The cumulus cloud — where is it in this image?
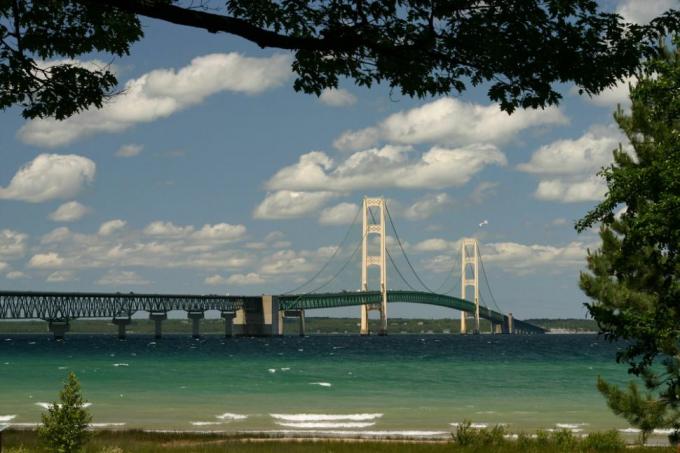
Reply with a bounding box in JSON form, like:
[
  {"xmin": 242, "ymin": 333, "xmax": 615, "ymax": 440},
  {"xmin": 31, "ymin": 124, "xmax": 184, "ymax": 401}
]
[
  {"xmin": 28, "ymin": 252, "xmax": 64, "ymax": 268},
  {"xmin": 259, "ymin": 249, "xmax": 316, "ymax": 275},
  {"xmin": 97, "ymin": 270, "xmax": 150, "ymax": 286},
  {"xmin": 617, "ymin": 0, "xmax": 676, "ymax": 24},
  {"xmin": 47, "ymin": 270, "xmax": 76, "ymax": 282},
  {"xmin": 98, "ymin": 219, "xmax": 127, "ymax": 236},
  {"xmin": 267, "ymin": 145, "xmax": 507, "ymax": 192},
  {"xmin": 20, "ymin": 53, "xmax": 292, "ymax": 147},
  {"xmin": 49, "ymin": 201, "xmax": 89, "ymax": 222},
  {"xmin": 253, "ymin": 190, "xmax": 338, "ymax": 219},
  {"xmin": 480, "ymin": 241, "xmax": 589, "ymax": 275},
  {"xmin": 319, "ymin": 88, "xmax": 357, "ymax": 107},
  {"xmin": 0, "ymin": 229, "xmax": 28, "ymax": 260},
  {"xmin": 333, "ymin": 97, "xmax": 567, "ymax": 151},
  {"xmin": 402, "ymin": 193, "xmax": 453, "ymax": 220},
  {"xmin": 0, "ymin": 154, "xmax": 95, "ymax": 203},
  {"xmin": 192, "ymin": 223, "xmax": 247, "ymax": 242},
  {"xmin": 319, "ymin": 202, "xmax": 359, "ymax": 225},
  {"xmin": 6, "ymin": 271, "xmax": 28, "ymax": 280},
  {"xmin": 574, "ymin": 76, "xmax": 636, "ymax": 108},
  {"xmin": 412, "ymin": 238, "xmax": 461, "ymax": 253},
  {"xmin": 205, "ymin": 274, "xmax": 228, "ymax": 285},
  {"xmin": 470, "ymin": 181, "xmax": 499, "ymax": 204},
  {"xmin": 519, "ymin": 125, "xmax": 625, "ymax": 203},
  {"xmin": 0, "ymin": 262, "xmax": 7, "ymax": 272},
  {"xmin": 143, "ymin": 221, "xmax": 194, "ymax": 238},
  {"xmin": 115, "ymin": 144, "xmax": 143, "ymax": 157},
  {"xmin": 226, "ymin": 272, "xmax": 266, "ymax": 285},
  {"xmin": 41, "ymin": 227, "xmax": 72, "ymax": 244}
]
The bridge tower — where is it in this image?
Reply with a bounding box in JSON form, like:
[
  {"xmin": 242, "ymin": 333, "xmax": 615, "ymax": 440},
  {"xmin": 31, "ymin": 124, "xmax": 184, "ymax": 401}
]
[
  {"xmin": 360, "ymin": 197, "xmax": 388, "ymax": 335},
  {"xmin": 460, "ymin": 238, "xmax": 480, "ymax": 334}
]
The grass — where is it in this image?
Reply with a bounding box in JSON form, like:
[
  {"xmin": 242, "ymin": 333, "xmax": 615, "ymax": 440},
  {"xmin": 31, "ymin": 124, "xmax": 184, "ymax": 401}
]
[{"xmin": 2, "ymin": 428, "xmax": 675, "ymax": 453}]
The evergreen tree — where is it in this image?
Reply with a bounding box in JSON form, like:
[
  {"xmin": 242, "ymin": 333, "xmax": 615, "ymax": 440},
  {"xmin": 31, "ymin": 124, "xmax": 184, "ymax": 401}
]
[
  {"xmin": 38, "ymin": 372, "xmax": 92, "ymax": 453},
  {"xmin": 577, "ymin": 36, "xmax": 680, "ymax": 443}
]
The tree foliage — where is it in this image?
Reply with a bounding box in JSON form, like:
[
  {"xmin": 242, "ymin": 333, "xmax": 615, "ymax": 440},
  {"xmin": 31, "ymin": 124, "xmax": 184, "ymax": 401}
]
[
  {"xmin": 577, "ymin": 37, "xmax": 680, "ymax": 442},
  {"xmin": 1, "ymin": 0, "xmax": 680, "ymax": 120},
  {"xmin": 38, "ymin": 372, "xmax": 92, "ymax": 453}
]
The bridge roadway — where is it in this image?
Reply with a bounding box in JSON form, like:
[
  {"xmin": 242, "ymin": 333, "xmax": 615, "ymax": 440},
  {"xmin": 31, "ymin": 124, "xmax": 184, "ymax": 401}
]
[{"xmin": 0, "ymin": 290, "xmax": 545, "ymax": 335}]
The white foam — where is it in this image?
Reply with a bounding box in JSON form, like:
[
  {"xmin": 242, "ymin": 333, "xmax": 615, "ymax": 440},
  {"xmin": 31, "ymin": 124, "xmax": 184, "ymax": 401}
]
[
  {"xmin": 450, "ymin": 422, "xmax": 489, "ymax": 429},
  {"xmin": 191, "ymin": 421, "xmax": 225, "ymax": 426},
  {"xmin": 36, "ymin": 402, "xmax": 92, "ymax": 409},
  {"xmin": 653, "ymin": 428, "xmax": 675, "ymax": 435},
  {"xmin": 276, "ymin": 422, "xmax": 376, "ymax": 429},
  {"xmin": 254, "ymin": 430, "xmax": 448, "ymax": 438},
  {"xmin": 11, "ymin": 423, "xmax": 40, "ymax": 428},
  {"xmin": 555, "ymin": 423, "xmax": 588, "ymax": 429},
  {"xmin": 215, "ymin": 413, "xmax": 248, "ymax": 421},
  {"xmin": 618, "ymin": 428, "xmax": 641, "ymax": 433},
  {"xmin": 113, "ymin": 363, "xmax": 129, "ymax": 367},
  {"xmin": 268, "ymin": 369, "xmax": 277, "ymax": 373},
  {"xmin": 309, "ymin": 382, "xmax": 332, "ymax": 387},
  {"xmin": 0, "ymin": 415, "xmax": 16, "ymax": 422},
  {"xmin": 280, "ymin": 367, "xmax": 291, "ymax": 371},
  {"xmin": 271, "ymin": 413, "xmax": 383, "ymax": 422},
  {"xmin": 89, "ymin": 423, "xmax": 126, "ymax": 428}
]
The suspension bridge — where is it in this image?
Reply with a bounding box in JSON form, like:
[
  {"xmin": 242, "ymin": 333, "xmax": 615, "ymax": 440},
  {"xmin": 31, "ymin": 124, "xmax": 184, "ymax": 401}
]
[{"xmin": 0, "ymin": 197, "xmax": 545, "ymax": 338}]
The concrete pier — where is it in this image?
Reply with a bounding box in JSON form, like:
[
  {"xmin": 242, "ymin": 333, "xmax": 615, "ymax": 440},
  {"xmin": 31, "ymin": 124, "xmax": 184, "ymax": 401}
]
[
  {"xmin": 112, "ymin": 317, "xmax": 132, "ymax": 340},
  {"xmin": 221, "ymin": 311, "xmax": 235, "ymax": 337},
  {"xmin": 149, "ymin": 311, "xmax": 167, "ymax": 339},
  {"xmin": 504, "ymin": 313, "xmax": 514, "ymax": 334},
  {"xmin": 187, "ymin": 311, "xmax": 204, "ymax": 338},
  {"xmin": 48, "ymin": 319, "xmax": 69, "ymax": 340},
  {"xmin": 232, "ymin": 296, "xmax": 280, "ymax": 336},
  {"xmin": 284, "ymin": 309, "xmax": 306, "ymax": 336}
]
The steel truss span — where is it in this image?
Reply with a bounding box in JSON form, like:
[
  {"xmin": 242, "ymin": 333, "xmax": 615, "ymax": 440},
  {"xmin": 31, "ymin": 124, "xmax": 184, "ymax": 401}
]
[
  {"xmin": 0, "ymin": 290, "xmax": 250, "ymax": 320},
  {"xmin": 0, "ymin": 290, "xmax": 545, "ymax": 334}
]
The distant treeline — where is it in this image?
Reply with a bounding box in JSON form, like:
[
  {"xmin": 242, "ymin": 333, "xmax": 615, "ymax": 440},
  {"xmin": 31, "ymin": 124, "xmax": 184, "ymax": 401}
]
[{"xmin": 0, "ymin": 317, "xmax": 597, "ymax": 334}]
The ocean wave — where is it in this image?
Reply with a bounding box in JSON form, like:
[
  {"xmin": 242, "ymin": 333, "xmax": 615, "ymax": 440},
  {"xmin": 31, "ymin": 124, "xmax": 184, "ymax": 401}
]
[
  {"xmin": 113, "ymin": 363, "xmax": 129, "ymax": 367},
  {"xmin": 555, "ymin": 423, "xmax": 588, "ymax": 429},
  {"xmin": 309, "ymin": 382, "xmax": 332, "ymax": 387},
  {"xmin": 653, "ymin": 428, "xmax": 675, "ymax": 435},
  {"xmin": 89, "ymin": 423, "xmax": 126, "ymax": 428},
  {"xmin": 271, "ymin": 413, "xmax": 383, "ymax": 422},
  {"xmin": 275, "ymin": 422, "xmax": 376, "ymax": 429},
  {"xmin": 215, "ymin": 413, "xmax": 248, "ymax": 421},
  {"xmin": 450, "ymin": 422, "xmax": 492, "ymax": 429},
  {"xmin": 0, "ymin": 415, "xmax": 16, "ymax": 422},
  {"xmin": 191, "ymin": 421, "xmax": 225, "ymax": 426},
  {"xmin": 618, "ymin": 428, "xmax": 641, "ymax": 433},
  {"xmin": 36, "ymin": 402, "xmax": 92, "ymax": 409},
  {"xmin": 255, "ymin": 430, "xmax": 448, "ymax": 438}
]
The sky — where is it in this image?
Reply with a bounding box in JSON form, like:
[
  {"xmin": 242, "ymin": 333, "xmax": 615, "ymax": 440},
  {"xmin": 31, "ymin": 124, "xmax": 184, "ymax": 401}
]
[{"xmin": 0, "ymin": 0, "xmax": 675, "ymax": 320}]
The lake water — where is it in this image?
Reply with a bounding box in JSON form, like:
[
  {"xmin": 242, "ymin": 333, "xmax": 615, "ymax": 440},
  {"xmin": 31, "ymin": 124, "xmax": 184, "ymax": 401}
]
[{"xmin": 0, "ymin": 334, "xmax": 645, "ymax": 438}]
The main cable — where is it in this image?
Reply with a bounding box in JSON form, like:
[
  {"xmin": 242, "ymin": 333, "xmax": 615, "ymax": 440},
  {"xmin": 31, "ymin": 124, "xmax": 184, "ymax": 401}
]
[
  {"xmin": 283, "ymin": 204, "xmax": 361, "ymax": 295},
  {"xmin": 478, "ymin": 247, "xmax": 503, "ymax": 314}
]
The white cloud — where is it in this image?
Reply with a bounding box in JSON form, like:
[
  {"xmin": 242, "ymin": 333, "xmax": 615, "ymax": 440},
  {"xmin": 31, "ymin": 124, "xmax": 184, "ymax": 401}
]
[
  {"xmin": 28, "ymin": 252, "xmax": 64, "ymax": 268},
  {"xmin": 319, "ymin": 88, "xmax": 357, "ymax": 107},
  {"xmin": 574, "ymin": 76, "xmax": 636, "ymax": 108},
  {"xmin": 20, "ymin": 53, "xmax": 292, "ymax": 147},
  {"xmin": 226, "ymin": 272, "xmax": 266, "ymax": 285},
  {"xmin": 519, "ymin": 125, "xmax": 625, "ymax": 203},
  {"xmin": 6, "ymin": 271, "xmax": 28, "ymax": 280},
  {"xmin": 481, "ymin": 241, "xmax": 589, "ymax": 275},
  {"xmin": 267, "ymin": 144, "xmax": 506, "ymax": 193},
  {"xmin": 0, "ymin": 229, "xmax": 28, "ymax": 259},
  {"xmin": 192, "ymin": 223, "xmax": 247, "ymax": 242},
  {"xmin": 49, "ymin": 201, "xmax": 89, "ymax": 222},
  {"xmin": 402, "ymin": 193, "xmax": 453, "ymax": 220},
  {"xmin": 0, "ymin": 154, "xmax": 95, "ymax": 203},
  {"xmin": 319, "ymin": 202, "xmax": 359, "ymax": 225},
  {"xmin": 96, "ymin": 270, "xmax": 150, "ymax": 286},
  {"xmin": 205, "ymin": 274, "xmax": 228, "ymax": 285},
  {"xmin": 253, "ymin": 190, "xmax": 338, "ymax": 219},
  {"xmin": 143, "ymin": 221, "xmax": 194, "ymax": 238},
  {"xmin": 333, "ymin": 97, "xmax": 567, "ymax": 151},
  {"xmin": 617, "ymin": 0, "xmax": 676, "ymax": 24},
  {"xmin": 412, "ymin": 238, "xmax": 461, "ymax": 253},
  {"xmin": 0, "ymin": 262, "xmax": 7, "ymax": 272},
  {"xmin": 47, "ymin": 270, "xmax": 76, "ymax": 282},
  {"xmin": 98, "ymin": 219, "xmax": 127, "ymax": 236},
  {"xmin": 41, "ymin": 227, "xmax": 72, "ymax": 244},
  {"xmin": 115, "ymin": 144, "xmax": 143, "ymax": 157},
  {"xmin": 470, "ymin": 181, "xmax": 499, "ymax": 204},
  {"xmin": 535, "ymin": 176, "xmax": 607, "ymax": 203},
  {"xmin": 259, "ymin": 249, "xmax": 315, "ymax": 275}
]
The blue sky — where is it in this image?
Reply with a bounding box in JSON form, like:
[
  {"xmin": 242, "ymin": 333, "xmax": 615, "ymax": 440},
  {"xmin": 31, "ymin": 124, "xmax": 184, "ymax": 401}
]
[{"xmin": 0, "ymin": 1, "xmax": 673, "ymax": 319}]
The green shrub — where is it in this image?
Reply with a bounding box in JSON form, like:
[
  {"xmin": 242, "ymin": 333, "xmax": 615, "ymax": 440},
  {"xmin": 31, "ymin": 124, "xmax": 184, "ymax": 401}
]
[
  {"xmin": 453, "ymin": 420, "xmax": 476, "ymax": 446},
  {"xmin": 581, "ymin": 430, "xmax": 625, "ymax": 452},
  {"xmin": 38, "ymin": 372, "xmax": 92, "ymax": 453}
]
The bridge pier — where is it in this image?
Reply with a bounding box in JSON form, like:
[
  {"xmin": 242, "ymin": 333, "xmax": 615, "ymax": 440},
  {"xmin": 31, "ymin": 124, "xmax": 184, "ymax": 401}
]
[
  {"xmin": 187, "ymin": 311, "xmax": 204, "ymax": 338},
  {"xmin": 460, "ymin": 312, "xmax": 467, "ymax": 334},
  {"xmin": 232, "ymin": 296, "xmax": 280, "ymax": 336},
  {"xmin": 221, "ymin": 311, "xmax": 235, "ymax": 337},
  {"xmin": 48, "ymin": 319, "xmax": 69, "ymax": 340},
  {"xmin": 149, "ymin": 312, "xmax": 167, "ymax": 339},
  {"xmin": 284, "ymin": 310, "xmax": 306, "ymax": 336},
  {"xmin": 505, "ymin": 313, "xmax": 514, "ymax": 334},
  {"xmin": 112, "ymin": 317, "xmax": 132, "ymax": 340}
]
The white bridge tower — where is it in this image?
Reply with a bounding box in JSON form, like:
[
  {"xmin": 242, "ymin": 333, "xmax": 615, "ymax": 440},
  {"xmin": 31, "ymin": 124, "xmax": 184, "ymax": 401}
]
[
  {"xmin": 360, "ymin": 197, "xmax": 388, "ymax": 335},
  {"xmin": 460, "ymin": 238, "xmax": 480, "ymax": 334}
]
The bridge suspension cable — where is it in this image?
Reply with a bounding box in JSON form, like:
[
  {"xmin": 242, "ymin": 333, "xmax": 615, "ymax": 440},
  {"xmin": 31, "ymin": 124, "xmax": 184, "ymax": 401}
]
[
  {"xmin": 477, "ymin": 247, "xmax": 503, "ymax": 314},
  {"xmin": 283, "ymin": 205, "xmax": 362, "ymax": 295},
  {"xmin": 384, "ymin": 205, "xmax": 435, "ymax": 293}
]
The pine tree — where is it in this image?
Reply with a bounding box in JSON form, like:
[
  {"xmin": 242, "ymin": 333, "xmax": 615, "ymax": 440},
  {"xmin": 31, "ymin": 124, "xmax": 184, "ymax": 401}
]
[
  {"xmin": 38, "ymin": 372, "xmax": 92, "ymax": 453},
  {"xmin": 577, "ymin": 36, "xmax": 680, "ymax": 443}
]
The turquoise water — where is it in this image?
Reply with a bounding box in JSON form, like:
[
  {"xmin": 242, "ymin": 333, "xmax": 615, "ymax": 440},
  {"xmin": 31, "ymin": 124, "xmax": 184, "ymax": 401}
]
[{"xmin": 0, "ymin": 334, "xmax": 637, "ymax": 436}]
